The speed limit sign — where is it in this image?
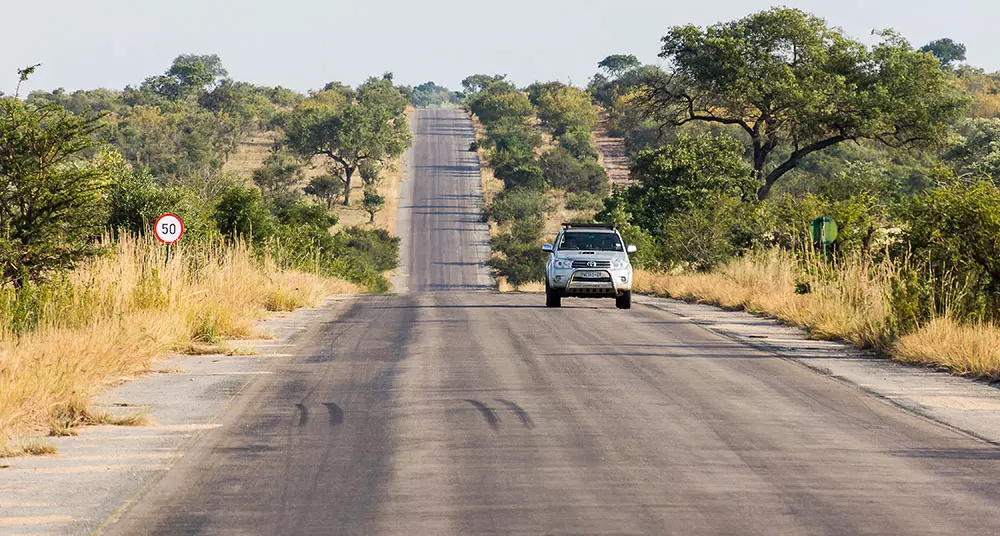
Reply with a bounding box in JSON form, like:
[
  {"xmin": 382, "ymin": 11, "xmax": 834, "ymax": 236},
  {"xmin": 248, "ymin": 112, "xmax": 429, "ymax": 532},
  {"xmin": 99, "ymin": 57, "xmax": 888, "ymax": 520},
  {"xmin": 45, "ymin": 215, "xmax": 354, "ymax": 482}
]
[{"xmin": 154, "ymin": 214, "xmax": 184, "ymax": 244}]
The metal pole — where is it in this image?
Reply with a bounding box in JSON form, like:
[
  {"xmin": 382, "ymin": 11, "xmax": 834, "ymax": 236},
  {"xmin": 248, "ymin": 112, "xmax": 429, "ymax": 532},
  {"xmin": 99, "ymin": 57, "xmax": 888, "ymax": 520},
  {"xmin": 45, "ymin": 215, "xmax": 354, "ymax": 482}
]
[{"xmin": 821, "ymin": 220, "xmax": 827, "ymax": 264}]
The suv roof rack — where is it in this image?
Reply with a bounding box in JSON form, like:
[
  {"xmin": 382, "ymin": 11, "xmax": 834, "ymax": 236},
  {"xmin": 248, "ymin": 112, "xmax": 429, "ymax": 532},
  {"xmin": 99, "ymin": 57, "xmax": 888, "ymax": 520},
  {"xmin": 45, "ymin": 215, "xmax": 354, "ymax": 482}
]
[{"xmin": 561, "ymin": 222, "xmax": 618, "ymax": 230}]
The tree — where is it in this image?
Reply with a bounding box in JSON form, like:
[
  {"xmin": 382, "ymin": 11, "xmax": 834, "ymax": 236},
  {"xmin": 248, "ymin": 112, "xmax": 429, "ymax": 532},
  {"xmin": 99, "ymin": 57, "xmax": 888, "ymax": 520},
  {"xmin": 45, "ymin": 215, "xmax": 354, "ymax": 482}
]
[
  {"xmin": 284, "ymin": 76, "xmax": 410, "ymax": 205},
  {"xmin": 411, "ymin": 81, "xmax": 460, "ymax": 107},
  {"xmin": 540, "ymin": 148, "xmax": 609, "ymax": 195},
  {"xmin": 305, "ymin": 174, "xmax": 342, "ymax": 209},
  {"xmin": 361, "ymin": 186, "xmax": 385, "ymax": 223},
  {"xmin": 253, "ymin": 149, "xmax": 304, "ymax": 196},
  {"xmin": 943, "ymin": 118, "xmax": 1000, "ymax": 184},
  {"xmin": 0, "ymin": 99, "xmax": 108, "ymax": 288},
  {"xmin": 213, "ymin": 185, "xmax": 274, "ymax": 243},
  {"xmin": 461, "ymin": 74, "xmax": 510, "ymax": 94},
  {"xmin": 535, "ymin": 85, "xmax": 599, "ymax": 136},
  {"xmin": 643, "ymin": 8, "xmax": 968, "ymax": 199},
  {"xmin": 598, "ymin": 54, "xmax": 640, "ymax": 77},
  {"xmin": 467, "ymin": 89, "xmax": 533, "ymax": 125},
  {"xmin": 609, "ymin": 134, "xmax": 757, "ymax": 231},
  {"xmin": 921, "ymin": 38, "xmax": 967, "ymax": 67},
  {"xmin": 358, "ymin": 159, "xmax": 383, "ymax": 187},
  {"xmin": 141, "ymin": 54, "xmax": 228, "ymax": 101}
]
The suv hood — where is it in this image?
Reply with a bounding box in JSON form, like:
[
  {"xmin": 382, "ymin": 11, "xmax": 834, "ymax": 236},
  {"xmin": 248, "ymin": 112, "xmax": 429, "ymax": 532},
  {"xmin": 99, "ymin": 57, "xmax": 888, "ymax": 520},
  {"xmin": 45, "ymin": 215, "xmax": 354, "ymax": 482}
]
[{"xmin": 554, "ymin": 251, "xmax": 627, "ymax": 261}]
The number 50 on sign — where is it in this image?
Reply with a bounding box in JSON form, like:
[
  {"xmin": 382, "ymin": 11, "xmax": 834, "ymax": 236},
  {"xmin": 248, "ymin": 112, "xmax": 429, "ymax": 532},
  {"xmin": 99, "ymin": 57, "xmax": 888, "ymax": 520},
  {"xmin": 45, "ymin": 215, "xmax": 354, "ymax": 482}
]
[{"xmin": 154, "ymin": 214, "xmax": 184, "ymax": 244}]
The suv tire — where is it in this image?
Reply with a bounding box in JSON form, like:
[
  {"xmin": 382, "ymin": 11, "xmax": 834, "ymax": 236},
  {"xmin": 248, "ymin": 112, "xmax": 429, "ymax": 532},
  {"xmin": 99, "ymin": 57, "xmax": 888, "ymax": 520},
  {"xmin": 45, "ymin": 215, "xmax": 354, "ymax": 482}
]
[
  {"xmin": 546, "ymin": 284, "xmax": 561, "ymax": 308},
  {"xmin": 616, "ymin": 290, "xmax": 631, "ymax": 310}
]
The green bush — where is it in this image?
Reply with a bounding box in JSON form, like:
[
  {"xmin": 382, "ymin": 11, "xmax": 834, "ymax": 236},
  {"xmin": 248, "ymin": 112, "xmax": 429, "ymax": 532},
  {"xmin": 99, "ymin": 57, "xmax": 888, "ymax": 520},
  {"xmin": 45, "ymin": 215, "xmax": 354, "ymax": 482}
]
[
  {"xmin": 540, "ymin": 148, "xmax": 609, "ymax": 195},
  {"xmin": 488, "ymin": 188, "xmax": 549, "ymax": 224},
  {"xmin": 535, "ymin": 86, "xmax": 599, "ymax": 136},
  {"xmin": 565, "ymin": 192, "xmax": 604, "ymax": 212},
  {"xmin": 273, "ymin": 198, "xmax": 338, "ymax": 229},
  {"xmin": 333, "ymin": 227, "xmax": 400, "ymax": 273},
  {"xmin": 501, "ymin": 165, "xmax": 546, "ymax": 191},
  {"xmin": 213, "ymin": 185, "xmax": 276, "ymax": 243},
  {"xmin": 488, "ymin": 215, "xmax": 547, "ymax": 287},
  {"xmin": 662, "ymin": 196, "xmax": 745, "ymax": 271},
  {"xmin": 558, "ymin": 129, "xmax": 599, "ymax": 160},
  {"xmin": 899, "ymin": 180, "xmax": 1000, "ymax": 321},
  {"xmin": 467, "ymin": 90, "xmax": 533, "ymax": 125}
]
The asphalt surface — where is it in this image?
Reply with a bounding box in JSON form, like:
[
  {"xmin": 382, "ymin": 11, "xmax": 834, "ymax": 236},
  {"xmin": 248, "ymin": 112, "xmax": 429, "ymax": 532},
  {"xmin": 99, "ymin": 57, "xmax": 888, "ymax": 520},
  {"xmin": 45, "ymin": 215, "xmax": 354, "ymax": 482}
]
[{"xmin": 105, "ymin": 108, "xmax": 1000, "ymax": 535}]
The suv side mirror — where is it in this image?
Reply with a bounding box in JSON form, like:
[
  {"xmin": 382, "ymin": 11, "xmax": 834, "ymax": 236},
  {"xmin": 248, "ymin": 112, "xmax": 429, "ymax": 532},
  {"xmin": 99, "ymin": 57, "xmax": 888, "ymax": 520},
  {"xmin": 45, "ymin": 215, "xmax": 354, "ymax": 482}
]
[
  {"xmin": 626, "ymin": 244, "xmax": 637, "ymax": 254},
  {"xmin": 542, "ymin": 243, "xmax": 554, "ymax": 253}
]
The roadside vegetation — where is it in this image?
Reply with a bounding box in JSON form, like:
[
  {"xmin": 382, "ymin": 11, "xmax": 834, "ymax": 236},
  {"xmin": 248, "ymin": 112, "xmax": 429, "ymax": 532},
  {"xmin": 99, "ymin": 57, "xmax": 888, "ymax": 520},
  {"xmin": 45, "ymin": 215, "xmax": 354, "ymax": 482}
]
[
  {"xmin": 0, "ymin": 57, "xmax": 411, "ymax": 455},
  {"xmin": 466, "ymin": 7, "xmax": 1000, "ymax": 379},
  {"xmin": 463, "ymin": 75, "xmax": 608, "ymax": 289},
  {"xmin": 588, "ymin": 8, "xmax": 1000, "ymax": 379}
]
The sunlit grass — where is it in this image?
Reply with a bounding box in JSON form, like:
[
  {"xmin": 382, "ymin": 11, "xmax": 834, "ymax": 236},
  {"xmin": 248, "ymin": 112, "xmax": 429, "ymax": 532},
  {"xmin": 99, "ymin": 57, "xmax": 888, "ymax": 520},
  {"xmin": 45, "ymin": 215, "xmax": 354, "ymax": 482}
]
[
  {"xmin": 0, "ymin": 235, "xmax": 359, "ymax": 455},
  {"xmin": 634, "ymin": 249, "xmax": 1000, "ymax": 378}
]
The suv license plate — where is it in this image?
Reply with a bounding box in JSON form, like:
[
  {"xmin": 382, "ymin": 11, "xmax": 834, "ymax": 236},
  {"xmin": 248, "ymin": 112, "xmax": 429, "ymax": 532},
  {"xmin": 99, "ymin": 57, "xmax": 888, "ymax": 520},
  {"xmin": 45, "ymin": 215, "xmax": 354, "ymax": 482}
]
[{"xmin": 577, "ymin": 271, "xmax": 605, "ymax": 279}]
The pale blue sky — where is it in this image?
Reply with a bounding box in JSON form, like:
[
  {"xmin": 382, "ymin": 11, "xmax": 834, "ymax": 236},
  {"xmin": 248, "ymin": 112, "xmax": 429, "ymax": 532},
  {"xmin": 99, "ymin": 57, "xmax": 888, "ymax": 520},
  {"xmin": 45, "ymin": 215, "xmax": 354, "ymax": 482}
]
[{"xmin": 6, "ymin": 0, "xmax": 999, "ymax": 94}]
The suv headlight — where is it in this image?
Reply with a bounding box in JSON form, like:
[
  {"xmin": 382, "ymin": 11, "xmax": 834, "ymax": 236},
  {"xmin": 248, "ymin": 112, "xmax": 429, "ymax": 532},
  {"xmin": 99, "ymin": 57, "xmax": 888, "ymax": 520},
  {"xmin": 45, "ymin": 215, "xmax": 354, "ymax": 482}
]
[
  {"xmin": 554, "ymin": 259, "xmax": 571, "ymax": 269},
  {"xmin": 612, "ymin": 258, "xmax": 629, "ymax": 269}
]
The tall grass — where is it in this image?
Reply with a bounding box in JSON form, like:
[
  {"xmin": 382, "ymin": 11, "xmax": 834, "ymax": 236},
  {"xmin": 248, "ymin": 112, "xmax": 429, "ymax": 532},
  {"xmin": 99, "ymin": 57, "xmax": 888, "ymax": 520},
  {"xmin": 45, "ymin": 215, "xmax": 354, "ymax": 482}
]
[
  {"xmin": 0, "ymin": 235, "xmax": 358, "ymax": 454},
  {"xmin": 634, "ymin": 249, "xmax": 1000, "ymax": 378}
]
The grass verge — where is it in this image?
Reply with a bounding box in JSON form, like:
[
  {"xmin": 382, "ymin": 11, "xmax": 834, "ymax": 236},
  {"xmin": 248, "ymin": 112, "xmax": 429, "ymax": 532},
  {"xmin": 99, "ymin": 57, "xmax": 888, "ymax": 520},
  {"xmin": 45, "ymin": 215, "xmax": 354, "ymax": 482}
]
[
  {"xmin": 0, "ymin": 235, "xmax": 358, "ymax": 456},
  {"xmin": 634, "ymin": 249, "xmax": 1000, "ymax": 379}
]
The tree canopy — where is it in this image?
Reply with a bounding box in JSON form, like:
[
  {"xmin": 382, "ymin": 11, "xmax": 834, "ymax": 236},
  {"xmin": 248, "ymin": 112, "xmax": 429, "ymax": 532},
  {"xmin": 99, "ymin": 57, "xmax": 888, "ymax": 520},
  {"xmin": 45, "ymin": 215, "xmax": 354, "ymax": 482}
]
[
  {"xmin": 921, "ymin": 38, "xmax": 967, "ymax": 67},
  {"xmin": 0, "ymin": 99, "xmax": 108, "ymax": 287},
  {"xmin": 598, "ymin": 54, "xmax": 641, "ymax": 77},
  {"xmin": 141, "ymin": 54, "xmax": 228, "ymax": 101},
  {"xmin": 283, "ymin": 75, "xmax": 410, "ymax": 205},
  {"xmin": 642, "ymin": 7, "xmax": 968, "ymax": 199}
]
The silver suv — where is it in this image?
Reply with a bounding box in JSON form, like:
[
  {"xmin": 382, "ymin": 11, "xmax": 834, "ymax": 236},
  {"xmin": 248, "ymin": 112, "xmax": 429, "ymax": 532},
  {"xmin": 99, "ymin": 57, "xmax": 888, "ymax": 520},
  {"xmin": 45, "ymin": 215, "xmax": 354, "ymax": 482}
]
[{"xmin": 542, "ymin": 223, "xmax": 635, "ymax": 309}]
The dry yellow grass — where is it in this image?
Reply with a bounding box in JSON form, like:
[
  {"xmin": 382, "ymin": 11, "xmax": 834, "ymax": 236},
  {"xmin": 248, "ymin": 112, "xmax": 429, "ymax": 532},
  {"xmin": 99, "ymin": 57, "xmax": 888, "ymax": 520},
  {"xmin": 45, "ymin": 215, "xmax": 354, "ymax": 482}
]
[
  {"xmin": 895, "ymin": 318, "xmax": 1000, "ymax": 380},
  {"xmin": 222, "ymin": 132, "xmax": 281, "ymax": 179},
  {"xmin": 634, "ymin": 250, "xmax": 893, "ymax": 347},
  {"xmin": 634, "ymin": 249, "xmax": 1000, "ymax": 379},
  {"xmin": 497, "ymin": 279, "xmax": 545, "ymax": 293},
  {"xmin": 0, "ymin": 236, "xmax": 358, "ymax": 456}
]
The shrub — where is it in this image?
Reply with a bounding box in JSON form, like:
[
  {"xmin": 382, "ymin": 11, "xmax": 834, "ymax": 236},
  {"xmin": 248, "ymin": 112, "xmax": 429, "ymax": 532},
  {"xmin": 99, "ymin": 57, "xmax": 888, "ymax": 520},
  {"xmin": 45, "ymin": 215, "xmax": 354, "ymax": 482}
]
[
  {"xmin": 899, "ymin": 180, "xmax": 1000, "ymax": 321},
  {"xmin": 565, "ymin": 192, "xmax": 604, "ymax": 212},
  {"xmin": 488, "ymin": 215, "xmax": 548, "ymax": 288},
  {"xmin": 213, "ymin": 185, "xmax": 276, "ymax": 243},
  {"xmin": 535, "ymin": 86, "xmax": 599, "ymax": 136},
  {"xmin": 540, "ymin": 148, "xmax": 610, "ymax": 195},
  {"xmin": 488, "ymin": 188, "xmax": 549, "ymax": 224},
  {"xmin": 362, "ymin": 187, "xmax": 386, "ymax": 223},
  {"xmin": 272, "ymin": 198, "xmax": 338, "ymax": 229},
  {"xmin": 662, "ymin": 196, "xmax": 745, "ymax": 271},
  {"xmin": 558, "ymin": 129, "xmax": 599, "ymax": 159},
  {"xmin": 502, "ymin": 165, "xmax": 546, "ymax": 191},
  {"xmin": 333, "ymin": 227, "xmax": 400, "ymax": 273},
  {"xmin": 467, "ymin": 90, "xmax": 533, "ymax": 125}
]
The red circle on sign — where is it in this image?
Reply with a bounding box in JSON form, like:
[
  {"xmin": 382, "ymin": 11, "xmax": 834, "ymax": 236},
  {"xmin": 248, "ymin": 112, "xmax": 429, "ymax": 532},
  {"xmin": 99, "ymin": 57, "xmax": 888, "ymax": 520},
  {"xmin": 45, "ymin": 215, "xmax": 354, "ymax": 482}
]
[{"xmin": 154, "ymin": 214, "xmax": 185, "ymax": 244}]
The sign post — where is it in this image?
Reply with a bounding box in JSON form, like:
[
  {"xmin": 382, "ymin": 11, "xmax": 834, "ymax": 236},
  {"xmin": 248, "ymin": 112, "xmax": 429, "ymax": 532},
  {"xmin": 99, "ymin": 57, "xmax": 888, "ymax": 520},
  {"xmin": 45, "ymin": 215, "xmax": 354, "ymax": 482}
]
[
  {"xmin": 809, "ymin": 216, "xmax": 838, "ymax": 262},
  {"xmin": 154, "ymin": 214, "xmax": 185, "ymax": 261}
]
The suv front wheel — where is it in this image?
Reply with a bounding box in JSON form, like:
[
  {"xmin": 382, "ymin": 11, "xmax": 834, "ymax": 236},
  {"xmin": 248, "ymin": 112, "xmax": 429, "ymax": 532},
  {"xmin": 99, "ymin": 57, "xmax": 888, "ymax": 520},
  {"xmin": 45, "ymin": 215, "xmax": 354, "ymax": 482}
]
[
  {"xmin": 616, "ymin": 290, "xmax": 631, "ymax": 310},
  {"xmin": 546, "ymin": 283, "xmax": 561, "ymax": 308}
]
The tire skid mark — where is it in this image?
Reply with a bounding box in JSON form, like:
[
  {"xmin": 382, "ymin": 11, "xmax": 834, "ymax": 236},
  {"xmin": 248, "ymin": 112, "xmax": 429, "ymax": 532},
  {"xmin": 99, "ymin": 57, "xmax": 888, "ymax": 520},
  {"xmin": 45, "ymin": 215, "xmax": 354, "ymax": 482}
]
[
  {"xmin": 495, "ymin": 398, "xmax": 534, "ymax": 428},
  {"xmin": 323, "ymin": 402, "xmax": 344, "ymax": 426},
  {"xmin": 463, "ymin": 399, "xmax": 500, "ymax": 429}
]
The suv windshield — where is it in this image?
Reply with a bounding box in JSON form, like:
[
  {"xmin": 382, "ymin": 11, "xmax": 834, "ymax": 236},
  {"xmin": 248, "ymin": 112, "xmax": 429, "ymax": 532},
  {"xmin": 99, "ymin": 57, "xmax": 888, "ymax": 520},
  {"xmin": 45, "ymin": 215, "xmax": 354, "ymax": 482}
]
[{"xmin": 559, "ymin": 232, "xmax": 623, "ymax": 251}]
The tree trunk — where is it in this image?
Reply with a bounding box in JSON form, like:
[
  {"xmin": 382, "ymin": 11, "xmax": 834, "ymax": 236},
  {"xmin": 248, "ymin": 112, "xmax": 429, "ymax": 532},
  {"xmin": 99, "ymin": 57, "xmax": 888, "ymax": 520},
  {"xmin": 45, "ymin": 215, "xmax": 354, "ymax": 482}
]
[{"xmin": 342, "ymin": 167, "xmax": 354, "ymax": 206}]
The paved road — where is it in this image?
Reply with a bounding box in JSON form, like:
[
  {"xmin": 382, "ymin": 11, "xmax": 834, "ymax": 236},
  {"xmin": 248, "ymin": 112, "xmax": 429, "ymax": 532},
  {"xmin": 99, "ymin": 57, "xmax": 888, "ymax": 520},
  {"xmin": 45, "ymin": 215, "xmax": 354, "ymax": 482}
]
[{"xmin": 106, "ymin": 108, "xmax": 1000, "ymax": 535}]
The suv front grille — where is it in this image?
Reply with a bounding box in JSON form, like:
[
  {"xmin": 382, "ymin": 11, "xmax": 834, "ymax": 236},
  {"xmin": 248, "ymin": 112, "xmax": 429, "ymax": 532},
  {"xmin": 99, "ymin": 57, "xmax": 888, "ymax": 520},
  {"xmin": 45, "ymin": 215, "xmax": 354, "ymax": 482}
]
[{"xmin": 571, "ymin": 260, "xmax": 611, "ymax": 269}]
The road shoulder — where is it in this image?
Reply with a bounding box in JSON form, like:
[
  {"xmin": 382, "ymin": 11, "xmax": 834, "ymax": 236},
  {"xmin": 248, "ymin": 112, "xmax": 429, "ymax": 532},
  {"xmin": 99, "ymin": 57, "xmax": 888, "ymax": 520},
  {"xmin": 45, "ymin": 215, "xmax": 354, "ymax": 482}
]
[
  {"xmin": 0, "ymin": 296, "xmax": 357, "ymax": 536},
  {"xmin": 638, "ymin": 295, "xmax": 1000, "ymax": 446}
]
